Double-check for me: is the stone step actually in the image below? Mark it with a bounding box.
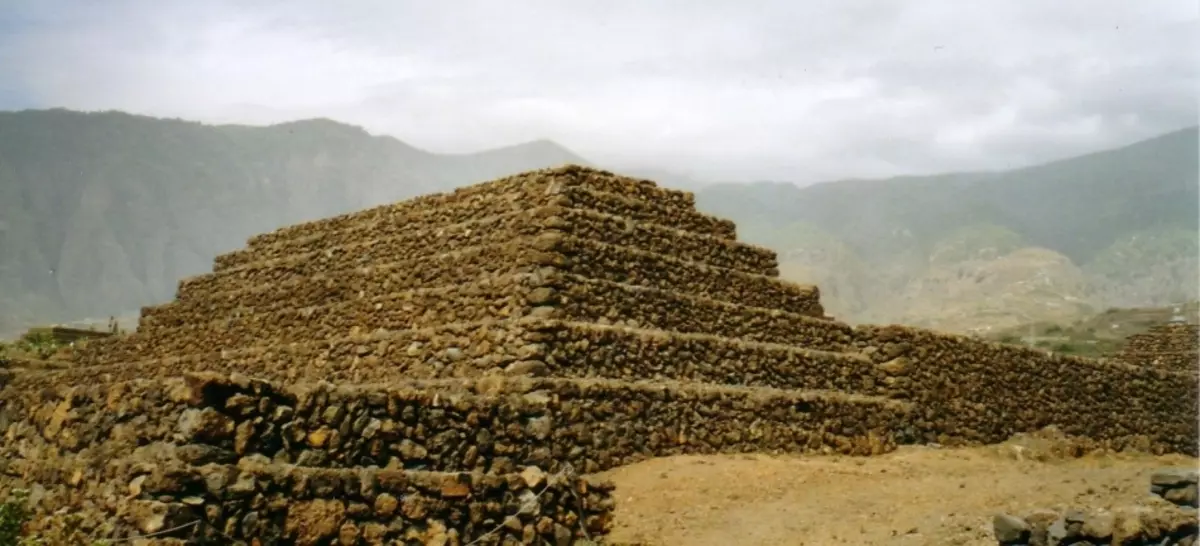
[167,235,819,319]
[131,459,614,545]
[164,374,909,475]
[136,275,545,353]
[1,377,614,546]
[245,166,733,252]
[70,319,889,398]
[6,371,908,477]
[218,201,771,276]
[853,323,1199,455]
[135,273,848,359]
[148,244,534,330]
[551,237,823,318]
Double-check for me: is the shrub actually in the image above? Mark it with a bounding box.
[0,490,31,546]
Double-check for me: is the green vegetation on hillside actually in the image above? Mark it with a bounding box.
[988,302,1199,358]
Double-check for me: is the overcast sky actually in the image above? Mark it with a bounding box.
[0,0,1196,182]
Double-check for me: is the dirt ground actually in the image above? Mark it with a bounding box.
[599,432,1198,546]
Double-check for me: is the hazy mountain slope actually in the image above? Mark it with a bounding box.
[695,127,1199,330]
[1,109,1194,336]
[0,109,587,335]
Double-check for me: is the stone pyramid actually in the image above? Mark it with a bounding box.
[3,166,911,544]
[2,165,1194,545]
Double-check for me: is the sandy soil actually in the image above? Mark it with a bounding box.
[599,433,1197,546]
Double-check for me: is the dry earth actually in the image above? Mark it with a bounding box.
[600,431,1198,546]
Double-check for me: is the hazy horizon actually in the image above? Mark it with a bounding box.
[1,0,1197,182]
[8,106,1196,188]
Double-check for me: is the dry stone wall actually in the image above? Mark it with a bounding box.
[219,204,773,275]
[1117,323,1199,373]
[166,373,903,473]
[244,166,713,248]
[140,272,839,365]
[0,373,617,545]
[138,461,613,545]
[5,165,1200,545]
[144,245,541,330]
[550,235,823,316]
[853,324,1198,455]
[40,318,885,398]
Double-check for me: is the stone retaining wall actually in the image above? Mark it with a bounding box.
[552,236,823,317]
[551,274,845,349]
[0,369,910,544]
[129,461,614,545]
[167,374,904,474]
[152,245,539,328]
[140,273,844,360]
[1118,323,1199,373]
[247,171,733,253]
[174,235,817,316]
[1123,324,1199,353]
[855,325,1199,455]
[1119,352,1198,373]
[134,276,544,356]
[4,371,905,475]
[1,373,619,544]
[176,237,547,301]
[218,204,776,275]
[534,320,883,394]
[57,318,884,394]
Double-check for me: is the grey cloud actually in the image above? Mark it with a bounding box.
[1,0,1195,182]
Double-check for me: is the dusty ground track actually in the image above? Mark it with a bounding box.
[601,438,1198,546]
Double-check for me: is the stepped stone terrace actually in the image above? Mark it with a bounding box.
[1,165,1194,545]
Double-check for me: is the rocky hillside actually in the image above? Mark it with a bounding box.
[0,109,588,335]
[695,127,1200,332]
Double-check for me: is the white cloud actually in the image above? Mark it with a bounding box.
[1,0,1196,181]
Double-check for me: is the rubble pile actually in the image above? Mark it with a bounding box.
[993,469,1199,546]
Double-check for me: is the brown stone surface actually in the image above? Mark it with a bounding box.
[49,319,880,395]
[3,165,1198,545]
[2,373,903,489]
[217,204,776,275]
[993,470,1200,545]
[244,165,717,249]
[1118,323,1199,373]
[0,373,619,544]
[550,235,823,317]
[174,234,816,316]
[147,244,540,329]
[136,273,844,360]
[853,324,1198,454]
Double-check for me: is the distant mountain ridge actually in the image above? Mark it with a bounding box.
[0,109,588,335]
[692,126,1199,331]
[0,109,1195,336]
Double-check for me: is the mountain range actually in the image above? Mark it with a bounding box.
[0,108,1195,336]
[695,126,1198,331]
